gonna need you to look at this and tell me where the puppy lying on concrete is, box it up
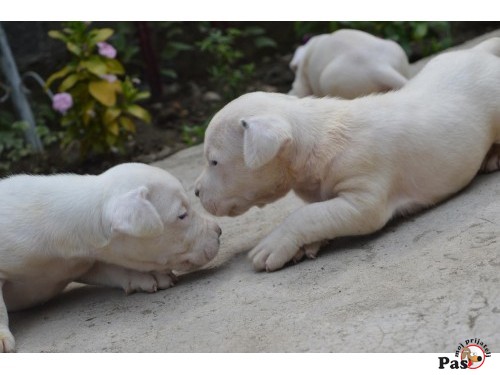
[0,163,221,352]
[289,29,410,99]
[195,38,500,272]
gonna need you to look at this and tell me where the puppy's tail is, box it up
[473,37,500,58]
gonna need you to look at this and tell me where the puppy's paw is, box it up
[292,248,305,263]
[304,241,325,259]
[481,144,500,173]
[0,329,15,353]
[151,271,177,290]
[292,241,323,263]
[124,272,158,295]
[248,232,299,272]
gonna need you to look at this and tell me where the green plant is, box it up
[157,22,195,80]
[46,21,151,156]
[0,104,60,173]
[181,122,207,146]
[197,25,276,100]
[0,115,32,171]
[111,22,141,67]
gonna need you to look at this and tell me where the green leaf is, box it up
[48,30,68,42]
[103,107,121,125]
[89,28,114,44]
[242,26,265,36]
[58,74,79,91]
[107,121,120,136]
[120,116,136,133]
[125,104,151,123]
[254,36,277,49]
[88,80,120,107]
[81,57,108,76]
[82,100,95,126]
[413,23,428,40]
[105,59,125,75]
[66,42,82,56]
[161,69,178,80]
[168,41,194,52]
[45,65,75,88]
[105,133,118,146]
[134,91,151,101]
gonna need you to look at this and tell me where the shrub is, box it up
[197,25,276,101]
[46,21,151,157]
[0,103,60,173]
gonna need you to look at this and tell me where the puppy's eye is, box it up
[210,160,218,166]
[178,212,188,220]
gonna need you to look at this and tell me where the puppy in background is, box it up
[289,29,410,99]
[0,163,221,352]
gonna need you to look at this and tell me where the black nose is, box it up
[477,356,482,362]
[194,188,200,197]
[216,225,222,237]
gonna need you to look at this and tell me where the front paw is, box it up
[248,232,300,272]
[124,272,158,295]
[124,270,177,295]
[0,329,15,353]
[151,271,177,290]
[292,241,323,263]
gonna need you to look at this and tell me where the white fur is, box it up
[242,116,292,169]
[0,163,221,352]
[289,29,410,99]
[289,44,306,72]
[195,38,500,272]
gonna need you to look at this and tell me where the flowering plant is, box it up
[52,93,73,114]
[46,21,151,156]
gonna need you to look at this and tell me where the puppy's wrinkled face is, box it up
[195,93,293,217]
[102,164,220,272]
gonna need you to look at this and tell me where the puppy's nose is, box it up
[216,225,222,237]
[194,188,200,197]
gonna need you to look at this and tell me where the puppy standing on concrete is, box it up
[0,163,221,352]
[195,38,500,272]
[289,29,410,99]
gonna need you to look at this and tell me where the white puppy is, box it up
[289,29,410,99]
[195,38,500,272]
[0,163,221,352]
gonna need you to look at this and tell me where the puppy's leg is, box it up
[78,262,176,295]
[0,280,15,353]
[249,195,392,271]
[480,144,500,173]
[289,64,313,97]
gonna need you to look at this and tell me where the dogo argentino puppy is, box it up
[0,163,221,352]
[195,38,500,272]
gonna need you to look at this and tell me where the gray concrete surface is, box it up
[9,32,500,352]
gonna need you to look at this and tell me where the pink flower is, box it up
[97,42,117,59]
[100,74,117,83]
[52,92,73,114]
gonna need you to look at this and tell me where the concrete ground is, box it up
[10,30,500,353]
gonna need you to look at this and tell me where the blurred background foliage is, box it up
[0,21,498,174]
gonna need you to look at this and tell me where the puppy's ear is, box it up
[241,115,292,169]
[108,186,164,238]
